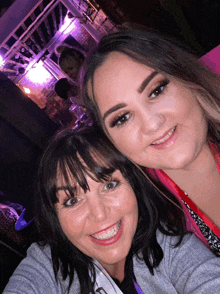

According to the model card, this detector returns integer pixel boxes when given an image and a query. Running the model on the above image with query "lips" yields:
[151,126,176,145]
[150,126,178,150]
[90,220,123,246]
[91,220,121,240]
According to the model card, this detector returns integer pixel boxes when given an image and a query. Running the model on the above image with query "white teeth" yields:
[92,221,121,240]
[152,127,176,145]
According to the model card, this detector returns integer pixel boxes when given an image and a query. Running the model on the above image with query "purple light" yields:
[0,55,5,67]
[59,15,76,34]
[26,60,53,85]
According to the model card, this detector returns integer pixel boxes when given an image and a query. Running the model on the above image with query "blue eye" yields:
[150,79,169,99]
[110,113,130,128]
[104,180,119,191]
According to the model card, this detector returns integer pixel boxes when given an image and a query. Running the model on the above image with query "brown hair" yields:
[83,29,220,144]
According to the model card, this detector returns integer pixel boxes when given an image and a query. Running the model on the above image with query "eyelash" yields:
[109,78,169,128]
[149,79,169,99]
[61,189,80,208]
[64,197,80,207]
[110,112,130,128]
[103,179,120,191]
[61,180,120,207]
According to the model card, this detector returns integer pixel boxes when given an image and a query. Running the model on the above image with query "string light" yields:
[23,87,31,94]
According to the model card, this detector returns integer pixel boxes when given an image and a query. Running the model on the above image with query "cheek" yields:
[58,211,83,239]
[174,87,199,113]
[112,134,139,159]
[120,190,138,214]
[107,126,136,148]
[180,96,206,128]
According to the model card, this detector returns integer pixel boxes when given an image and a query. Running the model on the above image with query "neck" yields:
[163,143,217,189]
[102,259,126,283]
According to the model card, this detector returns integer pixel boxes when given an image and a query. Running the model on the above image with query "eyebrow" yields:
[137,71,158,93]
[103,103,126,122]
[102,71,159,122]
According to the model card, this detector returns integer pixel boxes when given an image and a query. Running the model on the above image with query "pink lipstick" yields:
[151,126,177,150]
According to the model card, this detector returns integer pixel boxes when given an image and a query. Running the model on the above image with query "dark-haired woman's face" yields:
[55,169,138,275]
[92,52,208,171]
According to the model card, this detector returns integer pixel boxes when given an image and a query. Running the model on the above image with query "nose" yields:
[139,108,165,134]
[87,196,109,223]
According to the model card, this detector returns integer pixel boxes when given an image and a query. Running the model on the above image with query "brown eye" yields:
[64,197,79,207]
[110,113,130,128]
[104,180,119,191]
[149,79,169,99]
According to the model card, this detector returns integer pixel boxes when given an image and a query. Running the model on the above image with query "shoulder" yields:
[133,231,206,271]
[156,230,217,266]
[3,243,80,294]
[134,232,220,293]
[27,241,51,259]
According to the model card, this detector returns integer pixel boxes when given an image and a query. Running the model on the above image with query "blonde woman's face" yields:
[92,52,208,171]
[61,56,83,81]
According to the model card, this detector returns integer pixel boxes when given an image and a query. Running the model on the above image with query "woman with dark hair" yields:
[56,45,85,82]
[82,29,220,255]
[3,127,220,294]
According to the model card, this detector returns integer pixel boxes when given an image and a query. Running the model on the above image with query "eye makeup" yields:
[103,179,120,191]
[109,112,130,128]
[108,77,170,128]
[149,78,170,99]
[56,186,78,206]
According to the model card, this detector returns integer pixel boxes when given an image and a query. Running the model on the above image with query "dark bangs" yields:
[56,141,118,198]
[38,127,130,207]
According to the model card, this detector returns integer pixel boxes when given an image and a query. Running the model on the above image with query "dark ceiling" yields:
[0,0,115,83]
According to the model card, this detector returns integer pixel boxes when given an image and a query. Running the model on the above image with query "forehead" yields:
[95,51,153,78]
[93,52,155,104]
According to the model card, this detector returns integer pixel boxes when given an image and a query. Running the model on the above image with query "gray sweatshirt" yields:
[3,231,220,293]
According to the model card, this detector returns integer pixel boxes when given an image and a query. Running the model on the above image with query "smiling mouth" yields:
[91,220,121,240]
[151,126,176,145]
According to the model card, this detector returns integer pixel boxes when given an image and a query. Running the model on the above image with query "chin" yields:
[164,156,195,171]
